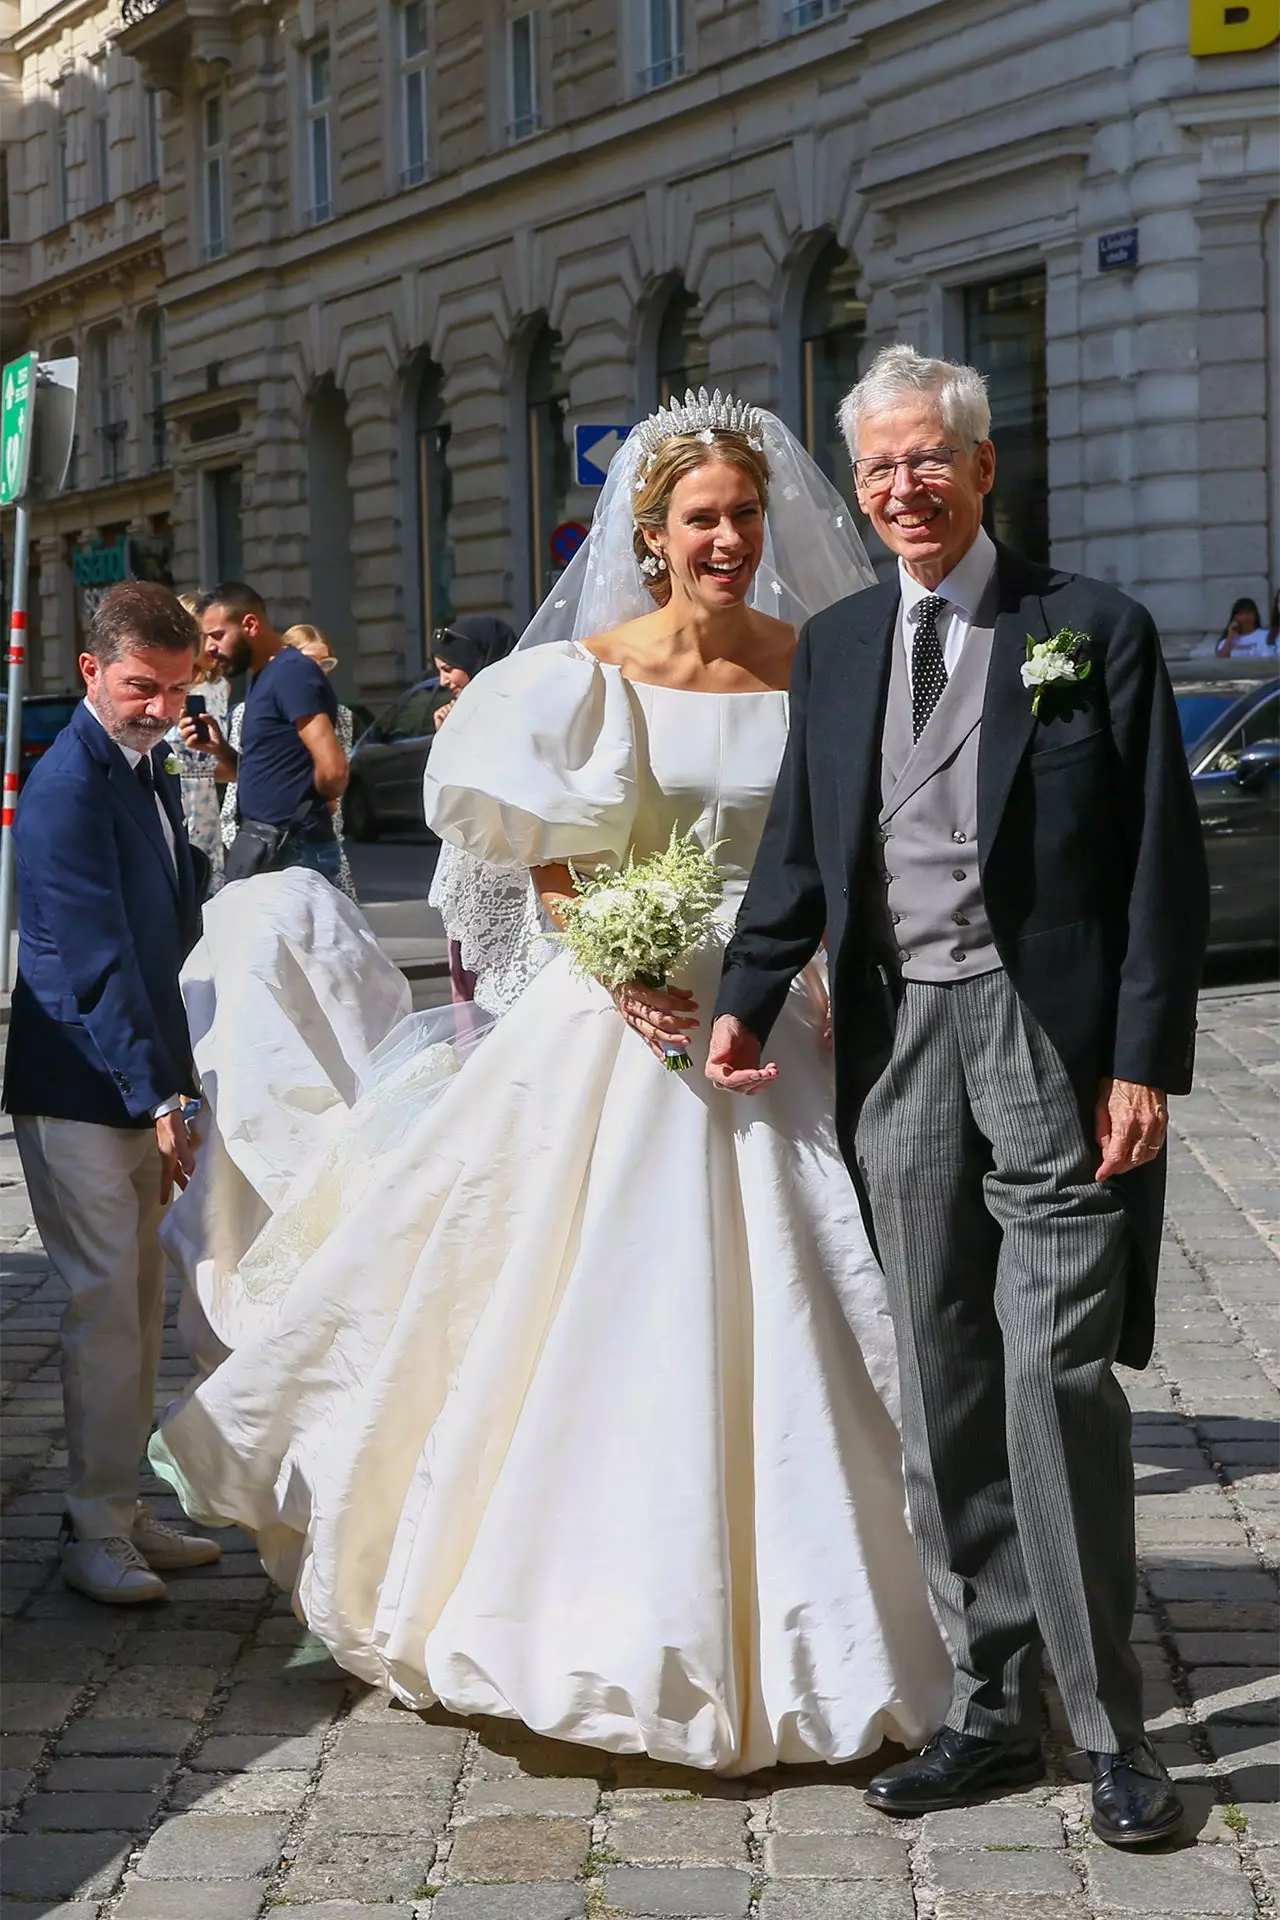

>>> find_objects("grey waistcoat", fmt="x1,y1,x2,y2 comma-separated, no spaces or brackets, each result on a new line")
874,580,1004,985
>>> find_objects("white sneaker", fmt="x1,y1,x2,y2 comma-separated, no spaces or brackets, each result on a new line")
131,1501,222,1572
61,1534,168,1605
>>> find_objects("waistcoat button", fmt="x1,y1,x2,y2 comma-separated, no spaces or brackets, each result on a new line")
891,912,901,925
951,947,966,962
952,830,966,843
952,868,966,881
952,910,968,925
897,947,912,961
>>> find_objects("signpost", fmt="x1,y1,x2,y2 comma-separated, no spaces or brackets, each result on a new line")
574,423,631,488
550,521,588,570
0,353,80,992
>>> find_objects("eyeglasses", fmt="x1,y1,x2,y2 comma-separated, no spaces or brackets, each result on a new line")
853,446,965,493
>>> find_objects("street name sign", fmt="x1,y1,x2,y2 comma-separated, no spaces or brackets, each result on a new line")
1098,227,1139,272
575,423,632,487
1,353,37,508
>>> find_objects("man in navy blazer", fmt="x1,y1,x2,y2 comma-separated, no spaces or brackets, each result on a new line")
4,581,221,1603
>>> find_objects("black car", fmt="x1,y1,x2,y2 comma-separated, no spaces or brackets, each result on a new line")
1171,661,1278,950
344,676,448,840
0,692,81,788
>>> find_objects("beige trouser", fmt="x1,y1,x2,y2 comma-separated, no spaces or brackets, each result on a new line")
15,1114,167,1541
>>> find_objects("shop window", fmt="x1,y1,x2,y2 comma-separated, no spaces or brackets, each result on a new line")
800,239,865,503
526,324,571,605
209,466,244,579
415,360,455,661
656,285,709,406
964,269,1049,563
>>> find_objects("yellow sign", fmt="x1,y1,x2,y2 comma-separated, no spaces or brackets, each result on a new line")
1190,0,1280,52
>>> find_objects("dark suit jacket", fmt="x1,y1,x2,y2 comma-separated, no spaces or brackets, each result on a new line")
3,701,200,1129
716,542,1209,1368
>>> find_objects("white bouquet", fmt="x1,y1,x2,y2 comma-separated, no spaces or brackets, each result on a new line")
557,829,725,1071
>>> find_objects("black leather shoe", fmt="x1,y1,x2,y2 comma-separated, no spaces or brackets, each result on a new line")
865,1727,1045,1815
1090,1741,1184,1846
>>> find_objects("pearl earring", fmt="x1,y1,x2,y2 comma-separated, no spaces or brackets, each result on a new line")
640,553,667,577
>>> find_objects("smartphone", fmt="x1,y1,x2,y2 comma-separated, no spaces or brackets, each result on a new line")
184,691,210,744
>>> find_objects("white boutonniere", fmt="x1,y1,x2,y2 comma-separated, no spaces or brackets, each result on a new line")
164,755,181,776
1021,628,1092,717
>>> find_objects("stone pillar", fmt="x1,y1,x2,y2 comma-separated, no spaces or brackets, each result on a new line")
341,346,403,704
1196,191,1271,640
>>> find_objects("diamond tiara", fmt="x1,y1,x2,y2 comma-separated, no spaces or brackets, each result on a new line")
632,387,766,485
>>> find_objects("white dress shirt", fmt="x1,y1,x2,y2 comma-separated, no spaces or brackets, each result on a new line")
899,525,998,691
82,697,177,871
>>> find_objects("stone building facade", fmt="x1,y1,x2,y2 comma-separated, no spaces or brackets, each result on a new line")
2,0,1277,701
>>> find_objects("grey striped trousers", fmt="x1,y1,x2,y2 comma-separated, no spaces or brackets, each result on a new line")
856,969,1144,1752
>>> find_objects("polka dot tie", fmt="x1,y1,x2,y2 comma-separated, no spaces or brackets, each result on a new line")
911,595,948,742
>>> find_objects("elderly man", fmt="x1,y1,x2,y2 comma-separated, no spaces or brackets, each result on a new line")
4,582,221,1602
710,345,1207,1844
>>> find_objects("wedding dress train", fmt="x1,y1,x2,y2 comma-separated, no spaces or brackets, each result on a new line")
151,642,951,1774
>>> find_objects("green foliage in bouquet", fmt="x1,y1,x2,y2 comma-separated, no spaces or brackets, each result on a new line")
557,828,725,1071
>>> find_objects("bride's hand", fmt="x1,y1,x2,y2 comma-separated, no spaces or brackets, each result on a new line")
609,980,698,1060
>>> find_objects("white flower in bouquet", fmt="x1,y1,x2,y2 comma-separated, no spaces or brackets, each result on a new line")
557,829,725,1071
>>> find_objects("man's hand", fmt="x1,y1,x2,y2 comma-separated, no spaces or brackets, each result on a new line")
178,711,237,778
156,1109,196,1206
705,1014,779,1096
1095,1077,1168,1182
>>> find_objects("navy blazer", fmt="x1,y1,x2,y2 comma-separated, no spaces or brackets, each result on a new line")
3,701,199,1129
717,544,1209,1369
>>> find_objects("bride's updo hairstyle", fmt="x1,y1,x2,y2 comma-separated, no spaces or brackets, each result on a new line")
633,431,772,607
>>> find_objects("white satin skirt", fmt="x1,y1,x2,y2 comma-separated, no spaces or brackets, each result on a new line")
151,933,951,1774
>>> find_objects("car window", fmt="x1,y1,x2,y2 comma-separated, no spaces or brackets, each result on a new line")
1207,691,1279,773
384,686,437,741
1176,692,1237,753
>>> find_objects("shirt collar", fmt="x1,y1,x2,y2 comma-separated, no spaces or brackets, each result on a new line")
899,525,997,625
82,694,146,770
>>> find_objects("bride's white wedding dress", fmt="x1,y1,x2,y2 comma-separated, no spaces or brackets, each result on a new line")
151,640,951,1774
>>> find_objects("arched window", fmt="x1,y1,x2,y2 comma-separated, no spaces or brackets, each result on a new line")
414,358,454,660
526,324,570,605
656,285,709,405
800,240,865,501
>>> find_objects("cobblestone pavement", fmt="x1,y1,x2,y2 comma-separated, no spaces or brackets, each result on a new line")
1,983,1276,1920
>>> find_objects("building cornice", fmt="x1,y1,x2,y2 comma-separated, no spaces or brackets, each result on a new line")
858,124,1095,210
1168,85,1279,130
22,233,165,317
14,0,113,58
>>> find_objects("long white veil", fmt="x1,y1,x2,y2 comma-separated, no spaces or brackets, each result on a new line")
518,391,875,650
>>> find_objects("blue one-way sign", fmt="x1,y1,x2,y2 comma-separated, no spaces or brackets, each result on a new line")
575,423,632,487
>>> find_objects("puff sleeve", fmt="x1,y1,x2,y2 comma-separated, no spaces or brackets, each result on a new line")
422,643,638,869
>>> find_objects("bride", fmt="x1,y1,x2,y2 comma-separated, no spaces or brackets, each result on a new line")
150,390,952,1774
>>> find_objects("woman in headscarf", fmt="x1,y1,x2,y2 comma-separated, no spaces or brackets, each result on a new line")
427,615,521,1001
431,615,519,732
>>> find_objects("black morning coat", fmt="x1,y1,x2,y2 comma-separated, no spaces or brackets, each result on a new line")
715,541,1210,1369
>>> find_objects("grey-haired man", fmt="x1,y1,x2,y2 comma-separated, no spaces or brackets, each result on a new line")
710,346,1208,1845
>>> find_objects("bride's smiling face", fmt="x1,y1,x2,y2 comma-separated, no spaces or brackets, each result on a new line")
648,461,766,611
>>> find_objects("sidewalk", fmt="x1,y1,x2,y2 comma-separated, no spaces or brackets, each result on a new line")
0,986,1276,1919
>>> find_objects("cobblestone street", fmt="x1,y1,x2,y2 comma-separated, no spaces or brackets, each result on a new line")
1,982,1276,1920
